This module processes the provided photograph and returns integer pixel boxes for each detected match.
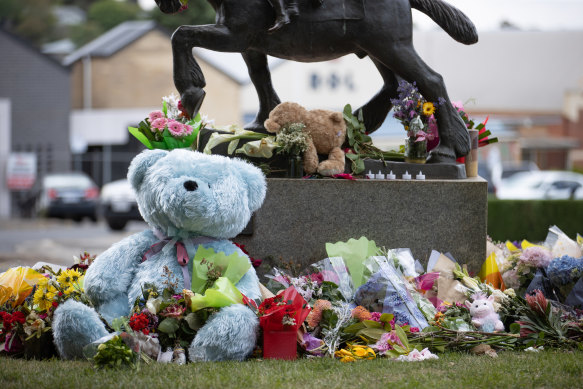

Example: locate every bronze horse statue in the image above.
[154,0,478,163]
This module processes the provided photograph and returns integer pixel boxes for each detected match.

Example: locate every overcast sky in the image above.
[413,0,583,31]
[140,0,583,31]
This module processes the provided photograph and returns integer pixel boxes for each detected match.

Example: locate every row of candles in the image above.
[365,170,425,180]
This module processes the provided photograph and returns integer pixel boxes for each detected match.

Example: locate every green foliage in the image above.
[342,104,404,175]
[487,199,583,242]
[87,0,142,31]
[0,0,57,46]
[92,334,137,369]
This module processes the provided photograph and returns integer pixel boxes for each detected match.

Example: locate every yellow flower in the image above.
[340,355,356,363]
[422,102,435,116]
[353,347,368,358]
[37,277,49,289]
[33,287,53,312]
[334,349,353,358]
[57,269,82,288]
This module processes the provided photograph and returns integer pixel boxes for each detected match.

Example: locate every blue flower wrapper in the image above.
[354,259,429,330]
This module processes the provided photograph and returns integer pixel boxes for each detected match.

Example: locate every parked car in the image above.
[496,170,583,200]
[489,161,539,195]
[33,172,99,222]
[100,179,142,230]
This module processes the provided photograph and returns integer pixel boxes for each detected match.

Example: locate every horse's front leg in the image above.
[171,24,247,119]
[241,51,281,133]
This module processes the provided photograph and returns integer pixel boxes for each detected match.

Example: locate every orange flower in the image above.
[351,305,372,321]
[306,299,332,327]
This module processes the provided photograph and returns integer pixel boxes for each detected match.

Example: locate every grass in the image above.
[2,351,583,389]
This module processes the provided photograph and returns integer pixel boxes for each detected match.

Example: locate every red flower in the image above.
[332,173,356,180]
[129,312,150,334]
[11,311,26,324]
[516,321,536,338]
[52,302,59,308]
[525,289,548,316]
[409,327,420,333]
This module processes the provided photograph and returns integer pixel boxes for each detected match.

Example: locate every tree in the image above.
[70,0,143,46]
[148,0,215,32]
[0,0,57,46]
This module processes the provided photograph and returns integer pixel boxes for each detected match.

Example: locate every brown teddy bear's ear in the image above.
[330,112,344,123]
[264,118,280,133]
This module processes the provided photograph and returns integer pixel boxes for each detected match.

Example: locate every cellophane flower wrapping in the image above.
[258,286,311,332]
[354,258,429,330]
[309,257,354,302]
[545,225,582,259]
[325,237,379,289]
[190,246,250,295]
[0,267,46,307]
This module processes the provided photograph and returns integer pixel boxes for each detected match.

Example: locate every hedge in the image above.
[487,199,583,242]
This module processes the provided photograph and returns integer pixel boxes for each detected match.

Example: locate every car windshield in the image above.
[501,172,546,188]
[44,174,94,189]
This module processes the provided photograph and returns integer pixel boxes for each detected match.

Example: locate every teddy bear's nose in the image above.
[183,180,198,191]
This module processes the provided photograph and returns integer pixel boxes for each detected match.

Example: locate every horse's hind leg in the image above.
[171,25,247,119]
[242,51,281,133]
[354,59,399,134]
[369,44,470,163]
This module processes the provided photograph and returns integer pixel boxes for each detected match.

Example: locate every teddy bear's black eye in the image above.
[183,180,198,191]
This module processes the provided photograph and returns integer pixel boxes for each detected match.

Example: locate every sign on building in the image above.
[6,152,37,191]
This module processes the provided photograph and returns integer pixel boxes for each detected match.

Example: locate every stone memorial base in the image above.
[235,177,488,278]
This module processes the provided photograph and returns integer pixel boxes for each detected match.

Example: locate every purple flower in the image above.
[302,332,324,356]
[519,247,553,268]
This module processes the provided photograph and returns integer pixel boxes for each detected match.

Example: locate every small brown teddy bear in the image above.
[264,102,346,176]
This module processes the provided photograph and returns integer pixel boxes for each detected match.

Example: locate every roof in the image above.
[63,20,158,66]
[0,28,69,72]
[193,48,285,85]
[61,20,284,84]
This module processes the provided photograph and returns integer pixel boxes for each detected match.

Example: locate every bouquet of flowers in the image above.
[257,286,311,333]
[129,94,203,150]
[0,256,94,357]
[391,81,440,145]
[452,101,498,148]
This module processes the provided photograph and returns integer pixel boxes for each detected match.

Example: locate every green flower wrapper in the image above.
[188,246,251,311]
[190,246,251,294]
[325,236,379,289]
[128,112,202,150]
[190,276,244,311]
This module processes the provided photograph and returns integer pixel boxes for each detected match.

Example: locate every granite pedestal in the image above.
[235,177,488,278]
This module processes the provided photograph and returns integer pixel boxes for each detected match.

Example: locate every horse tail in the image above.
[410,0,478,44]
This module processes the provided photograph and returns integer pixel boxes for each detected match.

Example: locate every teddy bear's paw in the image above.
[317,160,345,176]
[52,299,109,359]
[188,304,259,361]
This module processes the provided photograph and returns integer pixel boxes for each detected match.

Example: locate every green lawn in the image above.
[2,351,583,389]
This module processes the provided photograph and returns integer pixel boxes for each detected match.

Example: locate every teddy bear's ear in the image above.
[264,118,280,133]
[330,112,343,123]
[127,149,168,191]
[233,159,267,212]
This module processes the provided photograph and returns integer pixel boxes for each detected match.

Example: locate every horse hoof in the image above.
[180,88,206,119]
[243,120,268,134]
[427,146,457,164]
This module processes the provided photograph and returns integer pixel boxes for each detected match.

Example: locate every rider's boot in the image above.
[268,0,291,33]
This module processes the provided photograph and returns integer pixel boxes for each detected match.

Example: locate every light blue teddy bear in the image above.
[52,149,266,361]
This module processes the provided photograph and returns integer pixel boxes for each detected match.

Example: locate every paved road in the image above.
[0,218,148,272]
